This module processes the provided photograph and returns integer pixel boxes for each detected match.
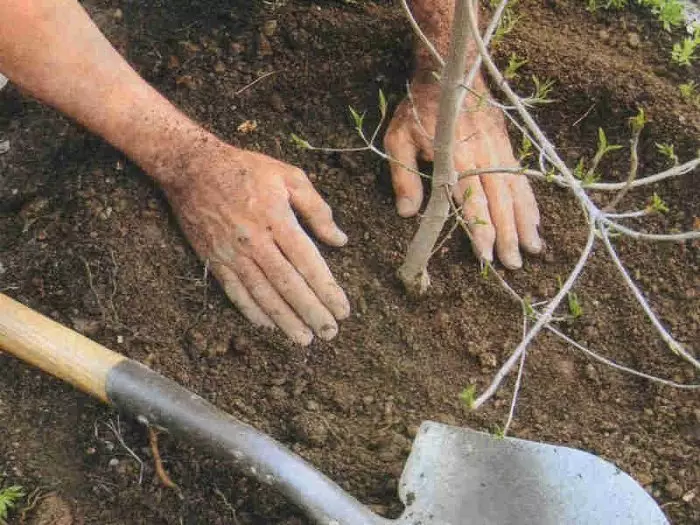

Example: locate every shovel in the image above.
[0,293,668,524]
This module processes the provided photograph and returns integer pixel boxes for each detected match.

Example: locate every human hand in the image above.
[162,140,350,345]
[383,79,542,269]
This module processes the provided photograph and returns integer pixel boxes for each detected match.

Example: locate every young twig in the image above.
[397,0,474,293]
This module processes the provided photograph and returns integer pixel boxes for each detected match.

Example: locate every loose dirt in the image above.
[1,1,698,523]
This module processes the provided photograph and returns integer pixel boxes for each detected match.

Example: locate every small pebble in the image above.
[627,32,640,48]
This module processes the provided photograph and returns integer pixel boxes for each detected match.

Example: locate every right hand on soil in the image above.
[384,80,542,269]
[162,140,350,345]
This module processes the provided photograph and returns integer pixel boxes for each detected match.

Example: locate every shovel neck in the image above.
[106,359,391,525]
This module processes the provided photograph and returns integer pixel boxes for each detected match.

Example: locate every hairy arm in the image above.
[0,0,350,344]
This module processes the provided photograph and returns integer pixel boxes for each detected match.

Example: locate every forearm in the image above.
[407,0,480,81]
[0,0,209,186]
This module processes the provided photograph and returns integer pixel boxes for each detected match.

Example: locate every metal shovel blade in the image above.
[395,421,668,525]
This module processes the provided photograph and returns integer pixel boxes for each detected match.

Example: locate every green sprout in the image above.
[629,107,647,133]
[378,89,387,119]
[348,106,365,133]
[647,192,670,213]
[0,485,25,523]
[655,142,679,165]
[573,158,600,187]
[459,385,477,410]
[518,135,534,162]
[567,291,583,319]
[596,128,623,156]
[290,133,311,150]
[504,53,529,80]
[558,277,583,319]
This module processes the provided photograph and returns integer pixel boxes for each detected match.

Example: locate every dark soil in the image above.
[1,0,698,524]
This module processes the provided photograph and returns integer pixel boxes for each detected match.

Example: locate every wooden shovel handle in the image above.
[0,293,125,403]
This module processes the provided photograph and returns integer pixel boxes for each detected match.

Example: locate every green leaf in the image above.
[598,128,608,150]
[629,108,647,132]
[348,106,365,131]
[290,133,311,150]
[378,89,387,119]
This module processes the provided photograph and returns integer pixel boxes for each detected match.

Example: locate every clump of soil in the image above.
[1,1,698,524]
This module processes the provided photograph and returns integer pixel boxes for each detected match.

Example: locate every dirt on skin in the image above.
[1,0,698,523]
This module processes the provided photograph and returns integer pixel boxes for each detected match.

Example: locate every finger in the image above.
[453,149,496,262]
[384,126,423,217]
[234,255,314,346]
[274,214,350,321]
[210,261,275,329]
[250,235,339,341]
[509,172,542,254]
[477,133,522,269]
[282,168,348,247]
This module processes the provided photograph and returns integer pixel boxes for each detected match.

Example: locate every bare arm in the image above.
[385,0,542,268]
[0,0,205,183]
[0,0,350,344]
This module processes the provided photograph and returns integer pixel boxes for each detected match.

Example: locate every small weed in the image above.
[504,53,528,80]
[679,81,700,106]
[526,76,555,106]
[0,485,25,523]
[557,276,583,318]
[492,425,506,439]
[459,385,476,410]
[671,35,699,67]
[567,291,584,318]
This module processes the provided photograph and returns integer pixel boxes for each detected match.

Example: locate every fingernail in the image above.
[318,322,339,341]
[397,197,418,217]
[332,228,348,246]
[335,295,351,320]
[501,251,523,270]
[294,329,314,346]
[525,236,543,254]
